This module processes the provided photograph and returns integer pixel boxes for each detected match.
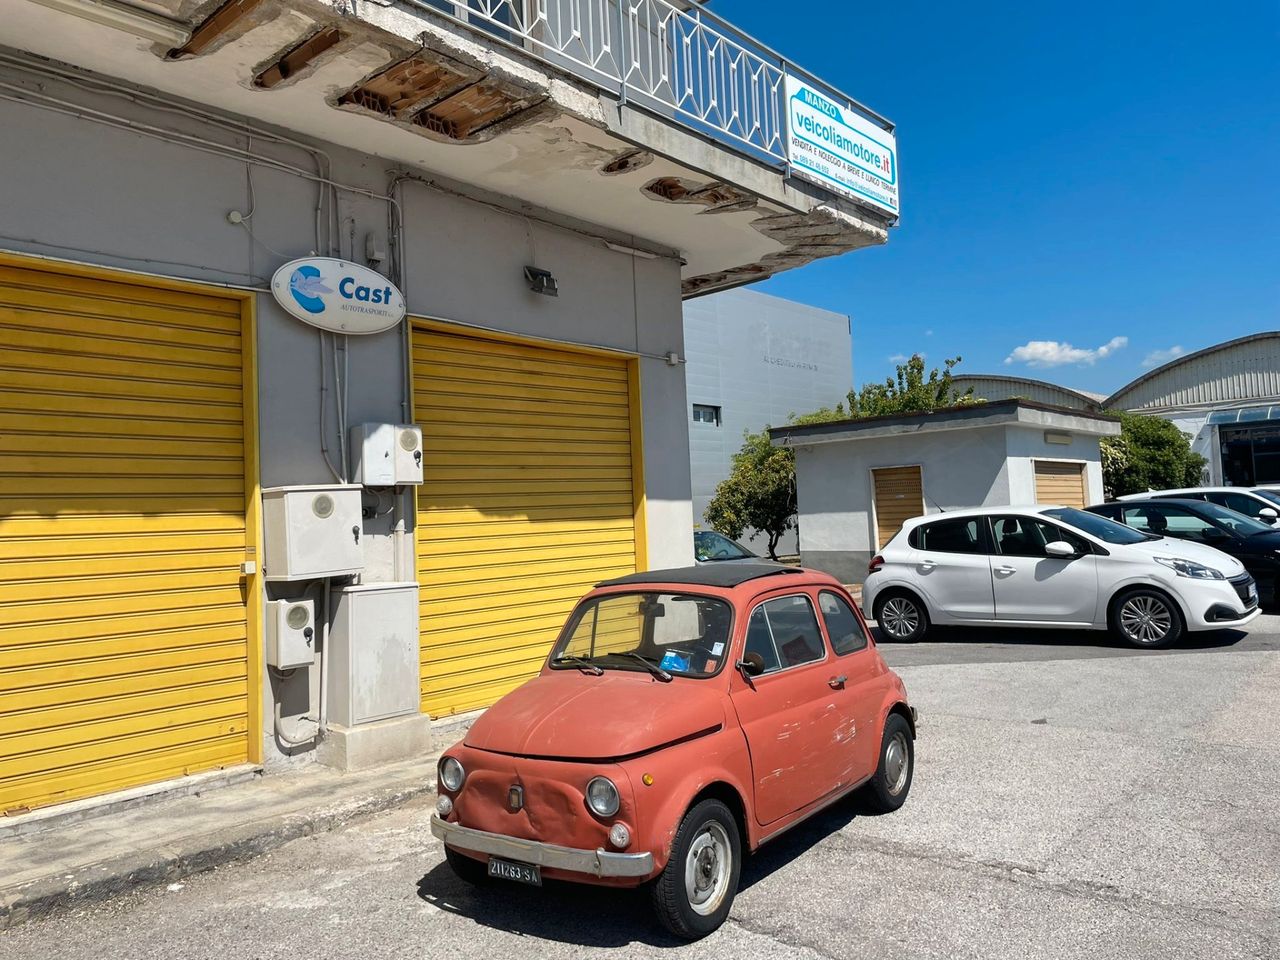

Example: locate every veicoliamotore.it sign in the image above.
[270,258,406,334]
[784,76,900,218]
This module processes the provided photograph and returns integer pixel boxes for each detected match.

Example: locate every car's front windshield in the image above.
[694,531,754,562]
[1044,507,1150,545]
[1194,500,1274,536]
[550,592,733,679]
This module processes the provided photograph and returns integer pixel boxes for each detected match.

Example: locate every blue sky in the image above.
[730,1,1280,397]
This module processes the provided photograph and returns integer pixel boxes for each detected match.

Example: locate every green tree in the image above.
[1101,412,1207,497]
[705,355,979,557]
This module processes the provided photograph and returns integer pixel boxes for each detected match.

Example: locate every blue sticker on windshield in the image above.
[659,651,689,672]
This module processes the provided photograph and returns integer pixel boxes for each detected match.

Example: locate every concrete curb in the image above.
[0,775,436,930]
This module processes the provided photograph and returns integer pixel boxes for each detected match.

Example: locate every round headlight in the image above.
[439,756,465,793]
[586,776,620,817]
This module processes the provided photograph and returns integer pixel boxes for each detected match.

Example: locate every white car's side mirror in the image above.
[1259,507,1278,520]
[1045,541,1077,558]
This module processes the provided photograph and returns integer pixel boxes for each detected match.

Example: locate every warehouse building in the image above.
[684,289,853,557]
[0,0,898,815]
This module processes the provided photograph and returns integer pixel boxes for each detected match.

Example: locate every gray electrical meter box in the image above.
[261,484,364,581]
[351,423,423,486]
[325,582,420,727]
[266,598,316,669]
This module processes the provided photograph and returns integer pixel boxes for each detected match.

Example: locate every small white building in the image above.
[771,400,1121,583]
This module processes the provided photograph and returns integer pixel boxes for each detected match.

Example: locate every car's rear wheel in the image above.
[859,713,915,813]
[444,845,490,886]
[1110,588,1184,649]
[874,591,930,642]
[650,799,741,940]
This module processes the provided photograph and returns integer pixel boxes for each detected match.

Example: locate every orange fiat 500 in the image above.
[431,564,917,939]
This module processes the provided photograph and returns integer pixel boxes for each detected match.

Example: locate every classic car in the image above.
[430,563,917,939]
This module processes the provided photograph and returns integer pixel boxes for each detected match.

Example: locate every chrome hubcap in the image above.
[684,822,732,916]
[880,598,919,639]
[884,731,910,796]
[1120,596,1173,644]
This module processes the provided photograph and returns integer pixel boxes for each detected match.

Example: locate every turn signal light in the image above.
[868,555,885,575]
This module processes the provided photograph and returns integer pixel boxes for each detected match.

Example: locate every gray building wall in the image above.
[683,289,852,556]
[0,68,692,763]
[952,375,1103,411]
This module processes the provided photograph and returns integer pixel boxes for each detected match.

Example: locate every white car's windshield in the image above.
[551,592,733,678]
[1192,501,1274,536]
[1043,507,1150,545]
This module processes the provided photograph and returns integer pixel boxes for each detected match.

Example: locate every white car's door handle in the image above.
[994,565,1016,575]
[919,560,936,571]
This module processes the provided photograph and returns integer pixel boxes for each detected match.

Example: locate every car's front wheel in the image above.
[650,799,742,940]
[1110,588,1184,649]
[874,591,930,642]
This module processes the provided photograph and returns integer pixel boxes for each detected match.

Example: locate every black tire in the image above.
[859,713,914,813]
[650,799,742,940]
[873,590,930,642]
[444,845,490,886]
[1109,588,1184,649]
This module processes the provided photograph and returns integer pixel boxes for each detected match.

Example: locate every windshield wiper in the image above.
[552,654,603,676]
[617,652,672,682]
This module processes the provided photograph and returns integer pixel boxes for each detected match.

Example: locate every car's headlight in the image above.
[1154,557,1224,580]
[439,756,465,792]
[585,776,620,817]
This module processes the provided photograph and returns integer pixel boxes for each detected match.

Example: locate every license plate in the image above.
[487,856,541,886]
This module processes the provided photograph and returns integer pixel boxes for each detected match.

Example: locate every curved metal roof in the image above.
[951,374,1103,410]
[1105,331,1280,410]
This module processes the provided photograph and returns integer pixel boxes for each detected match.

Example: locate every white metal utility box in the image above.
[261,484,364,582]
[325,582,420,727]
[265,597,316,669]
[351,423,423,486]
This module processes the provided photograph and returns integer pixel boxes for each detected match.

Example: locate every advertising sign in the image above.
[270,258,406,334]
[784,76,899,217]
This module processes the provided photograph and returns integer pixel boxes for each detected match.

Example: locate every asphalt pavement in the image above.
[3,615,1278,960]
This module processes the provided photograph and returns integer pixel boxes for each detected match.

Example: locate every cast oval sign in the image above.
[270,258,406,334]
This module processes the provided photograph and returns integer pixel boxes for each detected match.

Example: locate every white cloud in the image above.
[1004,336,1128,368]
[924,329,935,337]
[1142,345,1185,368]
[888,353,911,363]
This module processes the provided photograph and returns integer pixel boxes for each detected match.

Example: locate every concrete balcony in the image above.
[3,0,895,294]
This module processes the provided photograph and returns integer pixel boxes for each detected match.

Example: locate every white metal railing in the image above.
[402,0,891,168]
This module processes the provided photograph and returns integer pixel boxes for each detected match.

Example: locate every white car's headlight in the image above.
[1154,557,1224,580]
[586,776,620,817]
[439,756,465,792]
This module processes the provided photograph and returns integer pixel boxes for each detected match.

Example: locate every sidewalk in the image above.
[0,753,438,930]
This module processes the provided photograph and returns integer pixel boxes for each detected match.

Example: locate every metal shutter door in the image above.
[1034,461,1087,509]
[0,259,252,815]
[413,325,640,717]
[872,466,924,549]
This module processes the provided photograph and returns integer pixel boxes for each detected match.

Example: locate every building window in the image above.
[692,404,722,426]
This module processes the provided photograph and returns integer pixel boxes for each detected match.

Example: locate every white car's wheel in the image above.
[1110,588,1184,649]
[874,591,930,642]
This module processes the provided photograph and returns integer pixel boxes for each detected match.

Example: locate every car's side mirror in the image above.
[1260,507,1278,520]
[736,651,765,677]
[1044,541,1077,558]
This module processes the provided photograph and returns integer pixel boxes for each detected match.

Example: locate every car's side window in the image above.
[991,516,1088,557]
[912,517,987,554]
[1141,506,1222,543]
[744,595,826,674]
[818,591,868,655]
[1204,491,1263,518]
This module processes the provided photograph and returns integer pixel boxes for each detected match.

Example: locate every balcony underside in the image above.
[3,0,888,294]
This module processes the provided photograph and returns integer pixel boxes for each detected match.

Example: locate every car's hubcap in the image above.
[880,598,919,639]
[884,731,910,796]
[1120,596,1172,644]
[684,821,732,916]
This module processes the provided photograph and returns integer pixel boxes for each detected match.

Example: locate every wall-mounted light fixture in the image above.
[524,266,558,297]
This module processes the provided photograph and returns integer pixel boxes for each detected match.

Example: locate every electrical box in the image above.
[266,598,316,669]
[351,423,423,486]
[325,582,420,726]
[261,484,364,582]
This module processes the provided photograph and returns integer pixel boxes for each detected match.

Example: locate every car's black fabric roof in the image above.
[597,564,804,589]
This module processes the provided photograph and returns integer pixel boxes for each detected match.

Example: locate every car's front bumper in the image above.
[1182,573,1261,630]
[430,815,654,878]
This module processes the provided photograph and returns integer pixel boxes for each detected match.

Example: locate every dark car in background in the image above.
[1087,498,1280,607]
[693,530,759,564]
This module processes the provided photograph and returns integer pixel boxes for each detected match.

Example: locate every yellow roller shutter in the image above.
[1035,460,1087,509]
[872,466,923,550]
[0,256,254,815]
[413,324,641,717]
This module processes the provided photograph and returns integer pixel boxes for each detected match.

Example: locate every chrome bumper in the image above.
[430,815,654,879]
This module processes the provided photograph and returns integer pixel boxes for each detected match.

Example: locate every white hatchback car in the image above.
[863,506,1260,648]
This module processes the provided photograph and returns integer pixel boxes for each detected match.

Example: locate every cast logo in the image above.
[288,264,332,315]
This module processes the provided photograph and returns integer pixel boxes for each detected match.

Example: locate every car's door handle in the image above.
[827,675,847,689]
[919,560,936,571]
[994,565,1016,575]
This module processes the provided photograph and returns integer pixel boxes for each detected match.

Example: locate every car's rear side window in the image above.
[911,517,986,554]
[818,591,868,655]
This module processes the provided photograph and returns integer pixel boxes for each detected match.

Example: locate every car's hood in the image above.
[1123,536,1247,577]
[1241,530,1280,553]
[464,669,726,761]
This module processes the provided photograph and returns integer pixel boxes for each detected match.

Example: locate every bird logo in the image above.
[288,265,332,315]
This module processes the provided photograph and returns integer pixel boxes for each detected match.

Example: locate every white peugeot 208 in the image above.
[862,505,1260,648]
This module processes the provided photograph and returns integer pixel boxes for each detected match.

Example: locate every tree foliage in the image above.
[704,354,979,557]
[1101,411,1207,498]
